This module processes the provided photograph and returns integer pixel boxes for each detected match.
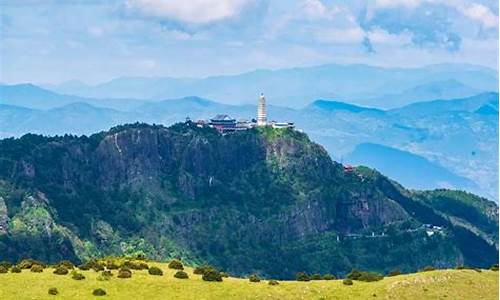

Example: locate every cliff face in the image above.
[0,123,497,278]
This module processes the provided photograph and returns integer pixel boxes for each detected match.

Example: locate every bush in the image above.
[268,280,279,286]
[10,266,21,273]
[56,260,74,269]
[346,269,362,280]
[490,264,499,271]
[473,268,482,273]
[135,253,147,260]
[357,272,383,282]
[194,266,208,275]
[347,269,383,282]
[311,273,322,280]
[48,287,59,295]
[19,259,45,269]
[117,269,132,279]
[97,270,113,281]
[148,266,163,276]
[202,268,223,282]
[422,266,435,272]
[220,272,229,278]
[71,271,85,280]
[53,266,69,275]
[455,265,466,270]
[92,263,105,272]
[296,272,310,281]
[31,264,44,273]
[322,274,336,280]
[168,259,184,270]
[0,266,8,273]
[92,288,107,296]
[0,261,12,269]
[78,263,91,271]
[388,269,402,276]
[174,271,189,279]
[248,274,261,282]
[106,261,119,270]
[343,279,353,286]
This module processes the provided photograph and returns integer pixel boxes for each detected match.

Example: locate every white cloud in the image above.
[374,0,422,9]
[456,3,498,29]
[316,26,365,44]
[126,0,252,24]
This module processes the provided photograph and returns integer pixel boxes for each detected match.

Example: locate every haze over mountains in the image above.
[0,63,498,201]
[41,63,498,109]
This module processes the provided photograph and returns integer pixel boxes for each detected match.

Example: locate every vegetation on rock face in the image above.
[0,123,497,279]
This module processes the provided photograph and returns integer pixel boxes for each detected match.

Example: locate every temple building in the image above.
[209,114,236,134]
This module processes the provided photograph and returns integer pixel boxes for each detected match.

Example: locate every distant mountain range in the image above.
[41,63,498,108]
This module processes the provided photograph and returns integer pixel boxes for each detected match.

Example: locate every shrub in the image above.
[19,259,45,269]
[78,263,91,271]
[322,274,336,280]
[343,279,353,286]
[56,260,74,269]
[106,261,119,270]
[97,270,113,281]
[48,287,59,295]
[148,266,163,276]
[0,261,12,269]
[92,263,105,272]
[194,266,208,275]
[357,272,383,282]
[422,266,435,272]
[53,266,69,275]
[455,265,466,270]
[0,266,8,273]
[249,274,261,282]
[490,264,499,271]
[202,268,223,282]
[92,288,107,296]
[388,269,402,276]
[168,259,184,270]
[311,273,322,280]
[220,272,229,278]
[473,268,482,273]
[296,272,310,281]
[31,264,44,273]
[137,262,149,270]
[268,280,279,286]
[346,269,362,280]
[10,266,21,273]
[117,269,132,279]
[71,271,85,280]
[135,253,147,260]
[174,271,189,279]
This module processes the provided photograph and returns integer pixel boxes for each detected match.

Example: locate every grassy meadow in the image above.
[0,262,497,300]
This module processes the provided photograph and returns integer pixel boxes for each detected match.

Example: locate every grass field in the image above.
[0,263,497,300]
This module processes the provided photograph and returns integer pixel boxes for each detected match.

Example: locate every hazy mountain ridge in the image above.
[40,63,498,108]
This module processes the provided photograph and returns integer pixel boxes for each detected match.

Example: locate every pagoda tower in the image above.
[257,93,267,126]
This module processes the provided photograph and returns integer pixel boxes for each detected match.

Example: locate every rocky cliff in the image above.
[0,123,497,278]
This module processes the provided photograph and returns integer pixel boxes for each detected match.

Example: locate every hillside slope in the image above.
[0,123,497,278]
[0,263,497,300]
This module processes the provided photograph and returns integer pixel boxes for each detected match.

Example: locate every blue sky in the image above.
[0,0,498,84]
